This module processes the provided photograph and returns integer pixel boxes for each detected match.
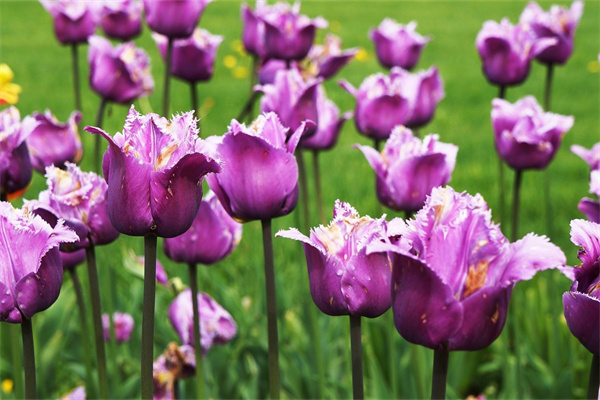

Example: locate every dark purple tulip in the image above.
[356,126,458,213]
[60,249,86,270]
[169,289,237,353]
[0,201,77,323]
[206,112,312,222]
[520,1,584,65]
[88,35,154,104]
[0,107,37,199]
[563,219,600,355]
[241,0,268,57]
[102,312,134,342]
[382,186,565,351]
[39,0,97,45]
[257,58,293,85]
[305,34,358,80]
[276,200,393,318]
[142,0,211,39]
[153,343,196,400]
[85,106,221,238]
[27,109,83,174]
[300,86,351,151]
[99,0,142,41]
[475,18,556,86]
[492,96,573,170]
[153,28,223,83]
[572,142,600,170]
[163,191,242,265]
[578,170,600,223]
[404,66,445,129]
[370,19,429,70]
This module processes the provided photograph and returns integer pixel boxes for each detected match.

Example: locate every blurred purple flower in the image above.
[99,0,142,41]
[572,142,600,170]
[240,0,269,57]
[403,66,445,129]
[300,86,351,151]
[27,110,83,174]
[356,126,458,213]
[370,19,429,70]
[102,311,134,342]
[153,343,196,400]
[257,58,292,85]
[60,386,86,400]
[153,28,223,83]
[563,219,600,355]
[0,201,77,323]
[85,106,221,238]
[491,96,573,170]
[142,0,212,39]
[133,255,169,286]
[578,170,600,223]
[40,0,97,45]
[304,34,358,80]
[277,200,393,318]
[88,35,154,104]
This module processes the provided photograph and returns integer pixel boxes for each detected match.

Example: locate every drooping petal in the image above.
[563,292,599,355]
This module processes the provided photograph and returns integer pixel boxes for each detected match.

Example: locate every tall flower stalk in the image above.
[71,44,81,111]
[141,233,157,399]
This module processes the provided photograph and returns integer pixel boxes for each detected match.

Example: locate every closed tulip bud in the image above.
[142,0,211,39]
[102,312,135,342]
[40,0,97,45]
[370,19,430,70]
[99,0,142,41]
[300,86,351,151]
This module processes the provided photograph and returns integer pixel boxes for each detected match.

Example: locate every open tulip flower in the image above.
[356,126,458,213]
[39,0,97,45]
[370,19,430,70]
[142,0,212,39]
[27,110,83,174]
[85,106,221,238]
[102,312,135,342]
[99,0,143,41]
[520,1,584,65]
[303,34,358,80]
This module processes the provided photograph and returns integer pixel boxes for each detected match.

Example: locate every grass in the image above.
[1,0,599,399]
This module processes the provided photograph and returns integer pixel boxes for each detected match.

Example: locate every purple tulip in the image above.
[578,170,600,223]
[381,186,565,351]
[27,110,83,174]
[169,289,237,353]
[563,219,600,355]
[370,19,430,70]
[572,142,600,170]
[403,66,445,129]
[85,106,221,238]
[102,312,135,342]
[88,35,154,104]
[492,96,573,170]
[153,343,196,400]
[206,113,311,222]
[305,34,358,80]
[26,163,119,250]
[241,0,269,57]
[61,386,86,400]
[133,255,169,286]
[300,86,351,151]
[99,0,142,41]
[476,18,556,86]
[257,58,292,85]
[142,0,211,39]
[153,28,223,83]
[276,200,393,317]
[0,201,77,323]
[39,0,97,45]
[0,107,37,199]
[60,249,86,270]
[356,126,458,213]
[520,1,584,65]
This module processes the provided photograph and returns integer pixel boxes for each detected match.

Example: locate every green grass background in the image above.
[0,0,599,398]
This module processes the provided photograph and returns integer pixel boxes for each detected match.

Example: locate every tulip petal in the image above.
[355,144,385,179]
[563,292,600,355]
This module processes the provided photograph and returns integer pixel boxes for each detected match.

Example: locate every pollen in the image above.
[463,260,489,298]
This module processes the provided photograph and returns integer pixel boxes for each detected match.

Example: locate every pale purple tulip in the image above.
[563,219,600,355]
[153,343,196,400]
[61,386,86,400]
[27,110,83,173]
[277,200,393,318]
[0,201,77,323]
[370,19,429,70]
[356,126,458,212]
[88,35,154,104]
[40,0,97,45]
[142,0,212,39]
[381,186,565,351]
[305,34,358,80]
[102,312,134,342]
[404,66,445,129]
[520,1,584,65]
[492,96,573,170]
[84,106,221,238]
[572,142,600,170]
[99,0,142,41]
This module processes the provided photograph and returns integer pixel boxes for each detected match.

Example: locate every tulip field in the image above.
[1,0,599,399]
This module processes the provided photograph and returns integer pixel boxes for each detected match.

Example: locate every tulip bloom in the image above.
[520,1,584,65]
[304,34,358,80]
[563,219,599,355]
[370,19,429,70]
[153,28,223,83]
[142,0,211,39]
[0,201,77,323]
[102,312,135,342]
[300,86,351,151]
[356,126,458,213]
[27,110,83,173]
[277,200,393,317]
[153,343,196,400]
[88,36,154,104]
[572,142,600,171]
[0,64,22,106]
[241,0,269,57]
[382,186,565,351]
[85,106,221,238]
[61,249,86,270]
[403,66,445,129]
[492,96,573,170]
[99,0,143,41]
[39,0,97,45]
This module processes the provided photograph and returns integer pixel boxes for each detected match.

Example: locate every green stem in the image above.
[312,150,325,225]
[190,82,200,136]
[297,149,310,233]
[543,63,555,241]
[374,138,381,152]
[162,37,173,117]
[349,315,364,400]
[189,263,205,400]
[588,354,599,400]
[511,169,523,242]
[236,56,259,123]
[498,84,506,100]
[85,241,109,399]
[261,219,280,399]
[21,316,36,400]
[103,263,119,391]
[142,233,158,399]
[94,98,107,173]
[71,43,82,112]
[497,84,506,230]
[9,323,24,399]
[1,191,7,202]
[544,63,554,112]
[410,344,425,399]
[307,303,325,399]
[431,348,449,400]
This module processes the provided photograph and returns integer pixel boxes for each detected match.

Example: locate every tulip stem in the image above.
[497,84,506,231]
[588,354,600,399]
[261,218,281,399]
[21,315,36,400]
[511,169,523,242]
[190,83,200,136]
[71,43,82,112]
[94,98,108,173]
[9,323,24,399]
[85,241,109,400]
[431,348,449,400]
[1,191,7,202]
[163,37,173,117]
[312,150,325,224]
[68,268,96,399]
[189,263,205,400]
[236,56,259,123]
[543,63,555,241]
[142,233,158,400]
[297,149,311,232]
[544,63,554,111]
[349,315,364,400]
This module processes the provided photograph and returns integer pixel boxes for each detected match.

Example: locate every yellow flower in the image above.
[0,64,22,105]
[1,379,13,394]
